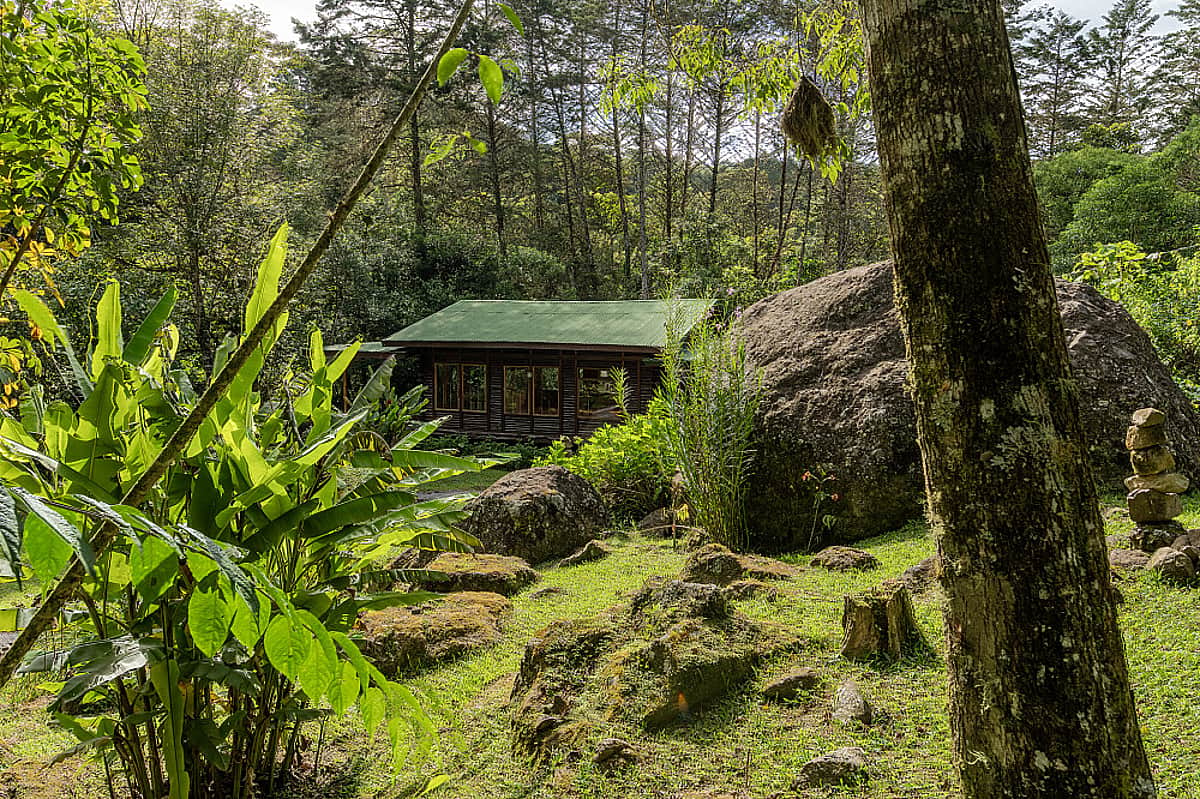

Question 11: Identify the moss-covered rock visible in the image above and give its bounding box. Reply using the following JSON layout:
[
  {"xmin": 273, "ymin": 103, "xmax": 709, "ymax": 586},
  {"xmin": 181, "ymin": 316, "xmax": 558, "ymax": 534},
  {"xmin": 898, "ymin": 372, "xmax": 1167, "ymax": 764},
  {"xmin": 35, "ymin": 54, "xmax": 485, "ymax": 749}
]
[
  {"xmin": 356, "ymin": 592, "xmax": 511, "ymax": 675},
  {"xmin": 510, "ymin": 576, "xmax": 798, "ymax": 761},
  {"xmin": 679, "ymin": 543, "xmax": 800, "ymax": 586},
  {"xmin": 460, "ymin": 465, "xmax": 610, "ymax": 563},
  {"xmin": 417, "ymin": 552, "xmax": 539, "ymax": 596}
]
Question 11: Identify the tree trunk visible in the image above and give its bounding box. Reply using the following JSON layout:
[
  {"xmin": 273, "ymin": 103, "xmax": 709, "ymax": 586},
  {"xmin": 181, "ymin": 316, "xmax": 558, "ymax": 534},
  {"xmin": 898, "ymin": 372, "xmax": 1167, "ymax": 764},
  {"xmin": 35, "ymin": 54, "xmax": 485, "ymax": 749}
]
[
  {"xmin": 484, "ymin": 99, "xmax": 507, "ymax": 260},
  {"xmin": 708, "ymin": 85, "xmax": 724, "ymax": 218},
  {"xmin": 406, "ymin": 0, "xmax": 426, "ymax": 234},
  {"xmin": 859, "ymin": 2, "xmax": 1155, "ymax": 797}
]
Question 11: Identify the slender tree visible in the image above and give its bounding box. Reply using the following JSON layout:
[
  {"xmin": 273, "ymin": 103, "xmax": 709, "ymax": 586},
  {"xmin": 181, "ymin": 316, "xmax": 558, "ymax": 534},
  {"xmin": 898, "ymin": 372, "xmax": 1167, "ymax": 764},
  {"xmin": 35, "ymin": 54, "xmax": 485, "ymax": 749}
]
[
  {"xmin": 1085, "ymin": 0, "xmax": 1158, "ymax": 141},
  {"xmin": 858, "ymin": 0, "xmax": 1156, "ymax": 796},
  {"xmin": 1018, "ymin": 8, "xmax": 1090, "ymax": 157}
]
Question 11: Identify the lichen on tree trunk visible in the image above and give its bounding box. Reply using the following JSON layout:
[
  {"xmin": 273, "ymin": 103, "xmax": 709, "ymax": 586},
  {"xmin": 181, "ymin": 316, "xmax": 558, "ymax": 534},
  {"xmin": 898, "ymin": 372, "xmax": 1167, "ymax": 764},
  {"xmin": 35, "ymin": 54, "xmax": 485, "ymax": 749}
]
[{"xmin": 857, "ymin": 1, "xmax": 1155, "ymax": 796}]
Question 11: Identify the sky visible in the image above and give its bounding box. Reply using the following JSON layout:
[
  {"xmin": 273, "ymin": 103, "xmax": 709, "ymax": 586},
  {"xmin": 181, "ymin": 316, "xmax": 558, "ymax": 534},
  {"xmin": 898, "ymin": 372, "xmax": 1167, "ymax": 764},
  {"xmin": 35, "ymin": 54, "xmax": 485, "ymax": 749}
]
[{"xmin": 227, "ymin": 0, "xmax": 1184, "ymax": 44}]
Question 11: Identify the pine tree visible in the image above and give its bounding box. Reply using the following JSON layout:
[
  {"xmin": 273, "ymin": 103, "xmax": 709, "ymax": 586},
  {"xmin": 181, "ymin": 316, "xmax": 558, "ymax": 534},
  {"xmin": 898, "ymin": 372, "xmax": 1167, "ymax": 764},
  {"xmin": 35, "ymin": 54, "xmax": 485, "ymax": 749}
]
[
  {"xmin": 1084, "ymin": 0, "xmax": 1159, "ymax": 144},
  {"xmin": 1152, "ymin": 0, "xmax": 1200, "ymax": 144},
  {"xmin": 1017, "ymin": 8, "xmax": 1090, "ymax": 157}
]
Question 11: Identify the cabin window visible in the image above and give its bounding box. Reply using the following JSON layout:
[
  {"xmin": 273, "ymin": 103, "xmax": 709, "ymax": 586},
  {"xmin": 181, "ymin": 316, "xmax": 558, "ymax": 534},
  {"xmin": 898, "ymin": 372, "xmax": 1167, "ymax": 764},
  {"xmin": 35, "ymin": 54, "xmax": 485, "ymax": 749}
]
[
  {"xmin": 463, "ymin": 364, "xmax": 487, "ymax": 412},
  {"xmin": 533, "ymin": 366, "xmax": 560, "ymax": 416},
  {"xmin": 504, "ymin": 367, "xmax": 532, "ymax": 415},
  {"xmin": 578, "ymin": 367, "xmax": 620, "ymax": 421},
  {"xmin": 434, "ymin": 363, "xmax": 460, "ymax": 410}
]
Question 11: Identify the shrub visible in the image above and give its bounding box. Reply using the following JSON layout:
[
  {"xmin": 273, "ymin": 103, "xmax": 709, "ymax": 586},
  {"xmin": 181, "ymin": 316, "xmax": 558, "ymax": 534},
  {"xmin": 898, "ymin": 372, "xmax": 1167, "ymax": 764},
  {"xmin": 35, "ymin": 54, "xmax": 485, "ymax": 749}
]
[
  {"xmin": 537, "ymin": 397, "xmax": 675, "ymax": 521},
  {"xmin": 660, "ymin": 312, "xmax": 762, "ymax": 551}
]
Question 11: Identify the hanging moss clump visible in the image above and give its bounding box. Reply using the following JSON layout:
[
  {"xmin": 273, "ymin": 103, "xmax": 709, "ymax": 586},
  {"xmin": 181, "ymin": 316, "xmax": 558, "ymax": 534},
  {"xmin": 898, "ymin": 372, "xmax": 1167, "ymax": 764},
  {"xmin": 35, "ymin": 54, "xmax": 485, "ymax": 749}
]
[{"xmin": 781, "ymin": 76, "xmax": 837, "ymax": 160}]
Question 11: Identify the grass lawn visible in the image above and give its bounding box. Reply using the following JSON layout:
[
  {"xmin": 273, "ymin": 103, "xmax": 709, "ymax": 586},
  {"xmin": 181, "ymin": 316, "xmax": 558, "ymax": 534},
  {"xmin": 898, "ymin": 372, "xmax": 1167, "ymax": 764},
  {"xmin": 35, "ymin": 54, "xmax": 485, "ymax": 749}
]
[{"xmin": 2, "ymin": 495, "xmax": 1198, "ymax": 798}]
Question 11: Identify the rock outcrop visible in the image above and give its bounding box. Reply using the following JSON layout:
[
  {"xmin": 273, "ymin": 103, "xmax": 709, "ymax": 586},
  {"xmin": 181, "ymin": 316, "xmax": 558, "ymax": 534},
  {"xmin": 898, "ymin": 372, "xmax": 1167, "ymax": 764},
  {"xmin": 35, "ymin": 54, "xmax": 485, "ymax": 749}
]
[
  {"xmin": 459, "ymin": 465, "xmax": 610, "ymax": 563},
  {"xmin": 740, "ymin": 261, "xmax": 1200, "ymax": 549},
  {"xmin": 356, "ymin": 592, "xmax": 511, "ymax": 675}
]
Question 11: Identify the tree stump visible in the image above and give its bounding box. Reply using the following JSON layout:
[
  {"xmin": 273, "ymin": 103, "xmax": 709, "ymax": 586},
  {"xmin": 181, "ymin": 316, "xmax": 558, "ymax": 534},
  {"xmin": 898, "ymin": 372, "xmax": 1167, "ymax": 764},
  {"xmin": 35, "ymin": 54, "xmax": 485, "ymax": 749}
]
[{"xmin": 839, "ymin": 580, "xmax": 923, "ymax": 661}]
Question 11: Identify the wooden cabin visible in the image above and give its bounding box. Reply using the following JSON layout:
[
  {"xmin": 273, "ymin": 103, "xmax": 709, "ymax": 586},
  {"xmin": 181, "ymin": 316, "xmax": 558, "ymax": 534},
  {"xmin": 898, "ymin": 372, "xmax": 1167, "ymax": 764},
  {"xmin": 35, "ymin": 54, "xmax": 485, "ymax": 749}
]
[{"xmin": 369, "ymin": 299, "xmax": 712, "ymax": 440}]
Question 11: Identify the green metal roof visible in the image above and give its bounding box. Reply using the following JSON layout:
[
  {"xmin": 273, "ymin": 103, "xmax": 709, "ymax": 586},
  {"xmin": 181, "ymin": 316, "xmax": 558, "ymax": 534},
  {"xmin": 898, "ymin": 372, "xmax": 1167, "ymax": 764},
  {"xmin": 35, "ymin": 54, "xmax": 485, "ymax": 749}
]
[{"xmin": 380, "ymin": 299, "xmax": 714, "ymax": 350}]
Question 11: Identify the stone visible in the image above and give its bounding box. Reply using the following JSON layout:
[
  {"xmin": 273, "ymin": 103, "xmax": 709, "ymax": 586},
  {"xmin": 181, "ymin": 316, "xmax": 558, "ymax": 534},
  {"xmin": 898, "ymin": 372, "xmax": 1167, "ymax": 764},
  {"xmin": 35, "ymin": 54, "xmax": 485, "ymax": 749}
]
[
  {"xmin": 1130, "ymin": 445, "xmax": 1176, "ymax": 476},
  {"xmin": 529, "ymin": 586, "xmax": 567, "ymax": 600},
  {"xmin": 637, "ymin": 507, "xmax": 676, "ymax": 536},
  {"xmin": 356, "ymin": 592, "xmax": 511, "ymax": 675},
  {"xmin": 592, "ymin": 738, "xmax": 639, "ymax": 771},
  {"xmin": 1131, "ymin": 407, "xmax": 1166, "ymax": 427},
  {"xmin": 1109, "ymin": 549, "xmax": 1151, "ymax": 572},
  {"xmin": 840, "ymin": 581, "xmax": 925, "ymax": 661},
  {"xmin": 1180, "ymin": 546, "xmax": 1200, "ymax": 567},
  {"xmin": 1127, "ymin": 489, "xmax": 1183, "ymax": 523},
  {"xmin": 459, "ymin": 465, "xmax": 610, "ymax": 564},
  {"xmin": 898, "ymin": 556, "xmax": 938, "ymax": 592},
  {"xmin": 680, "ymin": 543, "xmax": 799, "ymax": 586},
  {"xmin": 1172, "ymin": 530, "xmax": 1200, "ymax": 550},
  {"xmin": 762, "ymin": 667, "xmax": 821, "ymax": 701},
  {"xmin": 559, "ymin": 539, "xmax": 612, "ymax": 567},
  {"xmin": 740, "ymin": 262, "xmax": 1200, "ymax": 548},
  {"xmin": 722, "ymin": 579, "xmax": 779, "ymax": 602},
  {"xmin": 1132, "ymin": 522, "xmax": 1184, "ymax": 553},
  {"xmin": 1126, "ymin": 424, "xmax": 1168, "ymax": 450},
  {"xmin": 811, "ymin": 546, "xmax": 880, "ymax": 572},
  {"xmin": 1146, "ymin": 547, "xmax": 1196, "ymax": 582},
  {"xmin": 794, "ymin": 747, "xmax": 868, "ymax": 789},
  {"xmin": 418, "ymin": 553, "xmax": 539, "ymax": 596},
  {"xmin": 510, "ymin": 576, "xmax": 798, "ymax": 761},
  {"xmin": 831, "ymin": 680, "xmax": 874, "ymax": 726},
  {"xmin": 1125, "ymin": 472, "xmax": 1190, "ymax": 493}
]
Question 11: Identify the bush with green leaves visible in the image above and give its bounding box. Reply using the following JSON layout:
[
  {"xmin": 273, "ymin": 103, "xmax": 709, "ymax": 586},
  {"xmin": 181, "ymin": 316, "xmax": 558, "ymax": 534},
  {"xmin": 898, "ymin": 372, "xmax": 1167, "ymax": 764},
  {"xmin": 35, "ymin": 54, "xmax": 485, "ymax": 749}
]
[
  {"xmin": 0, "ymin": 228, "xmax": 497, "ymax": 798},
  {"xmin": 537, "ymin": 396, "xmax": 675, "ymax": 521},
  {"xmin": 1068, "ymin": 238, "xmax": 1200, "ymax": 401}
]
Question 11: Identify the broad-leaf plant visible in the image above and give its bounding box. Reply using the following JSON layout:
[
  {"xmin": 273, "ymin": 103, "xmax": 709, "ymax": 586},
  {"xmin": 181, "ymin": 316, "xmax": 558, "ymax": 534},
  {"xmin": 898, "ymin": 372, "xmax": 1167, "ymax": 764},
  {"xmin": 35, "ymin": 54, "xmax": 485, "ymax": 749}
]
[{"xmin": 0, "ymin": 226, "xmax": 496, "ymax": 798}]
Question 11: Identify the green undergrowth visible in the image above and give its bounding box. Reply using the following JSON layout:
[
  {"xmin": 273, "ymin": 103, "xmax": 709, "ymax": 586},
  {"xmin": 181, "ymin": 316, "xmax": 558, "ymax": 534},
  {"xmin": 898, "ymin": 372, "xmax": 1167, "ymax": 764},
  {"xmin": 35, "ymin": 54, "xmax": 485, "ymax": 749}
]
[{"xmin": 3, "ymin": 501, "xmax": 1199, "ymax": 798}]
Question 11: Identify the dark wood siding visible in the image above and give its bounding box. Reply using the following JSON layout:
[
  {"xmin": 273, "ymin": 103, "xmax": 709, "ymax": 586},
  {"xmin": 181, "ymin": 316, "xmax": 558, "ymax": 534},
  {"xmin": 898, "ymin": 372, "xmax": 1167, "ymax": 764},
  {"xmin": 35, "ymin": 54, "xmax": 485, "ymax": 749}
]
[{"xmin": 403, "ymin": 346, "xmax": 663, "ymax": 441}]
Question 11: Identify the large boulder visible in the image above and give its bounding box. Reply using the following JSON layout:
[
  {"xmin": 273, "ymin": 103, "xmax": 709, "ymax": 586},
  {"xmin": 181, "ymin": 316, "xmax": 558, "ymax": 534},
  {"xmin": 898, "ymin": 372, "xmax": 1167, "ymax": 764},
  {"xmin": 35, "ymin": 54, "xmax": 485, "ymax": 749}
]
[
  {"xmin": 741, "ymin": 261, "xmax": 1200, "ymax": 549},
  {"xmin": 460, "ymin": 465, "xmax": 610, "ymax": 563}
]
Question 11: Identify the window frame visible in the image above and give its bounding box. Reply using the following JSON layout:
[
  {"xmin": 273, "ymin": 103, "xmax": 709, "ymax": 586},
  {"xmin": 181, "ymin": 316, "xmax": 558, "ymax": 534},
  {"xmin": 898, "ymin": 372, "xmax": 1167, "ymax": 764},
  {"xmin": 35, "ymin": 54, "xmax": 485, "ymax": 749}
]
[
  {"xmin": 576, "ymin": 365, "xmax": 621, "ymax": 422},
  {"xmin": 461, "ymin": 363, "xmax": 488, "ymax": 414},
  {"xmin": 503, "ymin": 366, "xmax": 533, "ymax": 416},
  {"xmin": 433, "ymin": 362, "xmax": 461, "ymax": 412},
  {"xmin": 532, "ymin": 365, "xmax": 561, "ymax": 417}
]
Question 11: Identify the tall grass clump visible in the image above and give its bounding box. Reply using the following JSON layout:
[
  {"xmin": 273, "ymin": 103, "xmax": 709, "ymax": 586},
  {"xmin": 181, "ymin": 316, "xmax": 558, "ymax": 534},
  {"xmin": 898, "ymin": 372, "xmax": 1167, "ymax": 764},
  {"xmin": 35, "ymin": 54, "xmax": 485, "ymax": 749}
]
[{"xmin": 660, "ymin": 306, "xmax": 762, "ymax": 550}]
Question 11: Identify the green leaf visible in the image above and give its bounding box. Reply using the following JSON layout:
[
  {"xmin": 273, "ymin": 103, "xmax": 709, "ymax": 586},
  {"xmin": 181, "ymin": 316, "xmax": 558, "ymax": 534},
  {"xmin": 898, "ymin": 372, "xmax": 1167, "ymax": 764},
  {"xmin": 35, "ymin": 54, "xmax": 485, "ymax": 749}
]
[
  {"xmin": 56, "ymin": 636, "xmax": 161, "ymax": 707},
  {"xmin": 11, "ymin": 486, "xmax": 94, "ymax": 575},
  {"xmin": 92, "ymin": 281, "xmax": 123, "ymax": 379},
  {"xmin": 421, "ymin": 775, "xmax": 451, "ymax": 796},
  {"xmin": 301, "ymin": 490, "xmax": 418, "ymax": 539},
  {"xmin": 188, "ymin": 583, "xmax": 231, "ymax": 657},
  {"xmin": 327, "ymin": 660, "xmax": 359, "ymax": 715},
  {"xmin": 349, "ymin": 357, "xmax": 395, "ymax": 416},
  {"xmin": 263, "ymin": 615, "xmax": 311, "ymax": 682},
  {"xmin": 23, "ymin": 514, "xmax": 72, "ymax": 586},
  {"xmin": 149, "ymin": 659, "xmax": 190, "ymax": 799},
  {"xmin": 437, "ymin": 48, "xmax": 469, "ymax": 86},
  {"xmin": 498, "ymin": 2, "xmax": 524, "ymax": 35},
  {"xmin": 361, "ymin": 685, "xmax": 387, "ymax": 739},
  {"xmin": 245, "ymin": 224, "xmax": 289, "ymax": 332},
  {"xmin": 478, "ymin": 55, "xmax": 504, "ymax": 104},
  {"xmin": 177, "ymin": 526, "xmax": 258, "ymax": 614},
  {"xmin": 122, "ymin": 286, "xmax": 176, "ymax": 365},
  {"xmin": 229, "ymin": 593, "xmax": 264, "ymax": 650},
  {"xmin": 13, "ymin": 290, "xmax": 91, "ymax": 397},
  {"xmin": 130, "ymin": 534, "xmax": 177, "ymax": 604},
  {"xmin": 0, "ymin": 485, "xmax": 22, "ymax": 586},
  {"xmin": 294, "ymin": 610, "xmax": 338, "ymax": 703}
]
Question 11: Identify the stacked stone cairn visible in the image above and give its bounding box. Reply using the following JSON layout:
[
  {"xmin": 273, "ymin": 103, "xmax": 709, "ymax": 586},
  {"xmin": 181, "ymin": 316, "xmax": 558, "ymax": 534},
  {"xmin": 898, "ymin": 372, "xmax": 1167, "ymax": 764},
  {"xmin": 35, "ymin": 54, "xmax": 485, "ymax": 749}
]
[{"xmin": 1125, "ymin": 407, "xmax": 1187, "ymax": 552}]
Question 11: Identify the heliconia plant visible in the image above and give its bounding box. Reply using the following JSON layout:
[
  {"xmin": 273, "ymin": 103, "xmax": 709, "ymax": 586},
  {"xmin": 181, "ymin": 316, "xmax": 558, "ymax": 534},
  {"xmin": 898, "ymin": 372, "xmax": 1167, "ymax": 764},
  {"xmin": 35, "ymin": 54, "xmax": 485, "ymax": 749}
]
[{"xmin": 0, "ymin": 225, "xmax": 500, "ymax": 798}]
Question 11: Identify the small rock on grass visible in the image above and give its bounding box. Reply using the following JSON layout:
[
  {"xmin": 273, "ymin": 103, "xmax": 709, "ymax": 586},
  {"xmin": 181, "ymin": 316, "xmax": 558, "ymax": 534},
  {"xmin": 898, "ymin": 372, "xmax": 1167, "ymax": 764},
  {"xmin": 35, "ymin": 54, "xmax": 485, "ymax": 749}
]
[
  {"xmin": 723, "ymin": 579, "xmax": 778, "ymax": 602},
  {"xmin": 811, "ymin": 546, "xmax": 879, "ymax": 572},
  {"xmin": 418, "ymin": 552, "xmax": 539, "ymax": 596},
  {"xmin": 831, "ymin": 680, "xmax": 874, "ymax": 726},
  {"xmin": 1109, "ymin": 549, "xmax": 1150, "ymax": 573},
  {"xmin": 1147, "ymin": 547, "xmax": 1196, "ymax": 582},
  {"xmin": 559, "ymin": 540, "xmax": 613, "ymax": 567},
  {"xmin": 592, "ymin": 738, "xmax": 639, "ymax": 771},
  {"xmin": 793, "ymin": 746, "xmax": 868, "ymax": 789},
  {"xmin": 762, "ymin": 667, "xmax": 821, "ymax": 702}
]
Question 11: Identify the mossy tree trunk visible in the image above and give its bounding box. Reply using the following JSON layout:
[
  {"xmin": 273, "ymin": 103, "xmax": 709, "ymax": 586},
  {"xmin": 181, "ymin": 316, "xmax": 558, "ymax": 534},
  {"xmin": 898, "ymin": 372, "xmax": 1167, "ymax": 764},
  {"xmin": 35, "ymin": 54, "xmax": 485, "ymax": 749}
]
[{"xmin": 858, "ymin": 2, "xmax": 1155, "ymax": 797}]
